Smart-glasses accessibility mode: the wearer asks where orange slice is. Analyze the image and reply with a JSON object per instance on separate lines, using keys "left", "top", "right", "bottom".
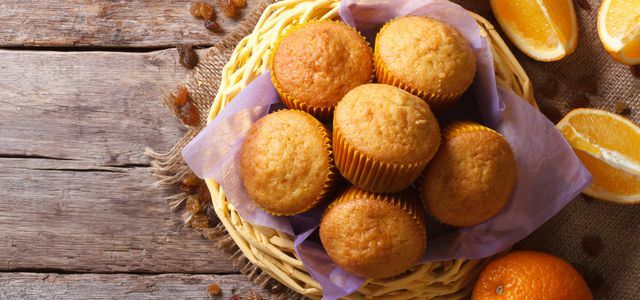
{"left": 557, "top": 108, "right": 640, "bottom": 204}
{"left": 490, "top": 0, "right": 579, "bottom": 62}
{"left": 597, "top": 0, "right": 640, "bottom": 65}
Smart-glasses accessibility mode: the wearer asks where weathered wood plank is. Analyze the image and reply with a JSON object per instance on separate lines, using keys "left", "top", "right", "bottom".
{"left": 0, "top": 0, "right": 259, "bottom": 48}
{"left": 0, "top": 158, "right": 235, "bottom": 273}
{"left": 0, "top": 49, "right": 190, "bottom": 166}
{"left": 0, "top": 273, "right": 269, "bottom": 299}
{"left": 0, "top": 49, "right": 236, "bottom": 273}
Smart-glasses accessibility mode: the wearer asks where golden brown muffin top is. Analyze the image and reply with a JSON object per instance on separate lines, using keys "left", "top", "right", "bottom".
{"left": 272, "top": 21, "right": 373, "bottom": 108}
{"left": 376, "top": 16, "right": 476, "bottom": 97}
{"left": 334, "top": 84, "right": 440, "bottom": 164}
{"left": 320, "top": 186, "right": 426, "bottom": 279}
{"left": 240, "top": 110, "right": 332, "bottom": 215}
{"left": 420, "top": 126, "right": 517, "bottom": 227}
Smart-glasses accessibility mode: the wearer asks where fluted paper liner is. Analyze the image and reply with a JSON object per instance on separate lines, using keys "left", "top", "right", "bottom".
{"left": 374, "top": 17, "right": 474, "bottom": 113}
{"left": 262, "top": 111, "right": 340, "bottom": 216}
{"left": 270, "top": 20, "right": 374, "bottom": 121}
{"left": 333, "top": 124, "right": 430, "bottom": 193}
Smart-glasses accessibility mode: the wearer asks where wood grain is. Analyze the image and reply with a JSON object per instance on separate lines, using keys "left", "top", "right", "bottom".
{"left": 0, "top": 0, "right": 259, "bottom": 48}
{"left": 0, "top": 49, "right": 235, "bottom": 273}
{"left": 0, "top": 273, "right": 270, "bottom": 299}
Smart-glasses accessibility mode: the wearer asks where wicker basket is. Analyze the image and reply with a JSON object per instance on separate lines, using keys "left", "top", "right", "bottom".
{"left": 204, "top": 0, "right": 536, "bottom": 298}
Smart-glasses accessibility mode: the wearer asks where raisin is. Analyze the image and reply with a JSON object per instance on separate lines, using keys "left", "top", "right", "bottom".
{"left": 229, "top": 295, "right": 241, "bottom": 300}
{"left": 614, "top": 101, "right": 632, "bottom": 116}
{"left": 540, "top": 104, "right": 563, "bottom": 124}
{"left": 568, "top": 94, "right": 591, "bottom": 109}
{"left": 243, "top": 291, "right": 262, "bottom": 300}
{"left": 189, "top": 213, "right": 209, "bottom": 228}
{"left": 577, "top": 75, "right": 598, "bottom": 94}
{"left": 216, "top": 0, "right": 238, "bottom": 18}
{"left": 186, "top": 195, "right": 202, "bottom": 214}
{"left": 182, "top": 175, "right": 201, "bottom": 187}
{"left": 207, "top": 283, "right": 221, "bottom": 296}
{"left": 631, "top": 65, "right": 640, "bottom": 78}
{"left": 176, "top": 44, "right": 199, "bottom": 68}
{"left": 581, "top": 235, "right": 604, "bottom": 257}
{"left": 205, "top": 20, "right": 222, "bottom": 32}
{"left": 190, "top": 2, "right": 204, "bottom": 18}
{"left": 179, "top": 98, "right": 199, "bottom": 126}
{"left": 198, "top": 183, "right": 211, "bottom": 203}
{"left": 574, "top": 0, "right": 591, "bottom": 11}
{"left": 200, "top": 2, "right": 216, "bottom": 21}
{"left": 175, "top": 86, "right": 189, "bottom": 107}
{"left": 232, "top": 0, "right": 246, "bottom": 8}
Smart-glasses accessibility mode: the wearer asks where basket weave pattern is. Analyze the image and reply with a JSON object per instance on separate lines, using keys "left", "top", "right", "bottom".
{"left": 204, "top": 1, "right": 536, "bottom": 298}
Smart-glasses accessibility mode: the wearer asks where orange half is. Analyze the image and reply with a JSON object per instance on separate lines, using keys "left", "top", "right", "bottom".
{"left": 557, "top": 108, "right": 640, "bottom": 204}
{"left": 491, "top": 0, "right": 579, "bottom": 62}
{"left": 597, "top": 0, "right": 640, "bottom": 65}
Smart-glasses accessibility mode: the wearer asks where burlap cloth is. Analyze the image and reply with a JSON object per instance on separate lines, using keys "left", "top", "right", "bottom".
{"left": 147, "top": 0, "right": 640, "bottom": 299}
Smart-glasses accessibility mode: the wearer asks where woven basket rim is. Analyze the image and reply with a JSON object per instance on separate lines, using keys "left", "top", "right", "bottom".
{"left": 204, "top": 1, "right": 536, "bottom": 299}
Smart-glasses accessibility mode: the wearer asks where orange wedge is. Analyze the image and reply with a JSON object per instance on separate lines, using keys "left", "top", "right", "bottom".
{"left": 557, "top": 108, "right": 640, "bottom": 204}
{"left": 490, "top": 0, "right": 579, "bottom": 62}
{"left": 597, "top": 0, "right": 640, "bottom": 65}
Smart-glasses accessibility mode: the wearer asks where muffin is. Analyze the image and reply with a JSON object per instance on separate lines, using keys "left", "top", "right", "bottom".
{"left": 375, "top": 16, "right": 476, "bottom": 112}
{"left": 240, "top": 110, "right": 338, "bottom": 215}
{"left": 419, "top": 122, "right": 517, "bottom": 227}
{"left": 270, "top": 20, "right": 373, "bottom": 120}
{"left": 320, "top": 186, "right": 426, "bottom": 278}
{"left": 333, "top": 84, "right": 440, "bottom": 193}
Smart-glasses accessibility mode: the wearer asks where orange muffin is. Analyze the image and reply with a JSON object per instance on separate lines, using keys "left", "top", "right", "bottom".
{"left": 333, "top": 84, "right": 440, "bottom": 193}
{"left": 375, "top": 16, "right": 476, "bottom": 112}
{"left": 320, "top": 186, "right": 426, "bottom": 279}
{"left": 419, "top": 122, "right": 517, "bottom": 227}
{"left": 240, "top": 110, "right": 338, "bottom": 216}
{"left": 271, "top": 20, "right": 373, "bottom": 120}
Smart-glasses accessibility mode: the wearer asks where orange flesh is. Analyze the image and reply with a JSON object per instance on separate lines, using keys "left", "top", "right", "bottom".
{"left": 540, "top": 0, "right": 575, "bottom": 45}
{"left": 491, "top": 0, "right": 558, "bottom": 50}
{"left": 575, "top": 150, "right": 640, "bottom": 196}
{"left": 567, "top": 113, "right": 640, "bottom": 165}
{"left": 605, "top": 0, "right": 640, "bottom": 39}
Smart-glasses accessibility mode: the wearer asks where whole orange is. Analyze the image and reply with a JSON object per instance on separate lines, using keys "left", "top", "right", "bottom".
{"left": 472, "top": 251, "right": 593, "bottom": 300}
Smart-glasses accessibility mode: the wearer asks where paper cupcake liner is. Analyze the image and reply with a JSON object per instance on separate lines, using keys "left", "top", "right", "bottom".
{"left": 333, "top": 125, "right": 429, "bottom": 193}
{"left": 374, "top": 17, "right": 469, "bottom": 113}
{"left": 261, "top": 110, "right": 340, "bottom": 216}
{"left": 270, "top": 20, "right": 374, "bottom": 121}
{"left": 326, "top": 186, "right": 426, "bottom": 234}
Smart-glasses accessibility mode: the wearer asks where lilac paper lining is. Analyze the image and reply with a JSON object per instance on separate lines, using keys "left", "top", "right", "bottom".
{"left": 182, "top": 1, "right": 591, "bottom": 299}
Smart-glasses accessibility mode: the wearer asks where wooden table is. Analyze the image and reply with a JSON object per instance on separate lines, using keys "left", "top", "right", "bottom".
{"left": 0, "top": 1, "right": 273, "bottom": 298}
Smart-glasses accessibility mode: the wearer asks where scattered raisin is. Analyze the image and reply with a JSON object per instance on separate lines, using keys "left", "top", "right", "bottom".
{"left": 232, "top": 0, "right": 246, "bottom": 8}
{"left": 200, "top": 3, "right": 216, "bottom": 21}
{"left": 186, "top": 195, "right": 202, "bottom": 214}
{"left": 189, "top": 2, "right": 207, "bottom": 18}
{"left": 581, "top": 235, "right": 604, "bottom": 257}
{"left": 568, "top": 94, "right": 591, "bottom": 109}
{"left": 182, "top": 174, "right": 201, "bottom": 187}
{"left": 614, "top": 101, "right": 632, "bottom": 116}
{"left": 189, "top": 213, "right": 209, "bottom": 228}
{"left": 574, "top": 0, "right": 591, "bottom": 11}
{"left": 207, "top": 283, "right": 222, "bottom": 296}
{"left": 205, "top": 20, "right": 222, "bottom": 32}
{"left": 216, "top": 0, "right": 239, "bottom": 18}
{"left": 198, "top": 183, "right": 211, "bottom": 203}
{"left": 175, "top": 85, "right": 189, "bottom": 107}
{"left": 631, "top": 65, "right": 640, "bottom": 78}
{"left": 229, "top": 295, "right": 241, "bottom": 300}
{"left": 540, "top": 104, "right": 563, "bottom": 124}
{"left": 577, "top": 75, "right": 598, "bottom": 94}
{"left": 174, "top": 87, "right": 200, "bottom": 126}
{"left": 177, "top": 44, "right": 199, "bottom": 68}
{"left": 243, "top": 291, "right": 262, "bottom": 300}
